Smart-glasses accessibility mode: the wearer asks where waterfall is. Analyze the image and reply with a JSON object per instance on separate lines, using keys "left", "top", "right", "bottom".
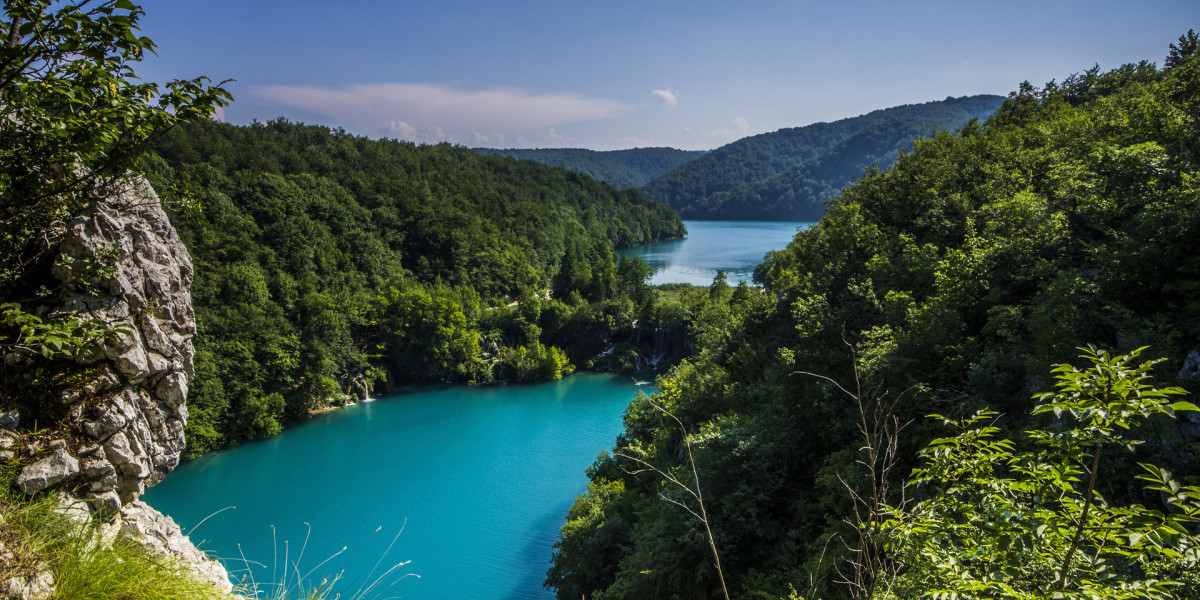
{"left": 648, "top": 327, "right": 667, "bottom": 368}
{"left": 362, "top": 375, "right": 374, "bottom": 402}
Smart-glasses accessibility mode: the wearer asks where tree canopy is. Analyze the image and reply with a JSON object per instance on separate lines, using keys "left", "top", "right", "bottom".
{"left": 143, "top": 118, "right": 689, "bottom": 455}
{"left": 548, "top": 38, "right": 1200, "bottom": 600}
{"left": 639, "top": 95, "right": 1004, "bottom": 221}
{"left": 473, "top": 147, "right": 708, "bottom": 189}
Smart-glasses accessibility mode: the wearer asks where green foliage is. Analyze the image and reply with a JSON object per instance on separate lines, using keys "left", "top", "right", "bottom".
{"left": 0, "top": 0, "right": 230, "bottom": 292}
{"left": 549, "top": 38, "right": 1200, "bottom": 600}
{"left": 1166, "top": 29, "right": 1199, "bottom": 69}
{"left": 0, "top": 494, "right": 227, "bottom": 600}
{"left": 547, "top": 477, "right": 631, "bottom": 599}
{"left": 473, "top": 146, "right": 708, "bottom": 188}
{"left": 640, "top": 95, "right": 1004, "bottom": 221}
{"left": 142, "top": 118, "right": 685, "bottom": 455}
{"left": 500, "top": 342, "right": 574, "bottom": 382}
{"left": 1, "top": 302, "right": 125, "bottom": 360}
{"left": 882, "top": 347, "right": 1199, "bottom": 599}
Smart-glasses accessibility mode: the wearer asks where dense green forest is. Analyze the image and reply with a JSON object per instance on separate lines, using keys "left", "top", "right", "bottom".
{"left": 142, "top": 119, "right": 688, "bottom": 456}
{"left": 472, "top": 147, "right": 708, "bottom": 188}
{"left": 639, "top": 95, "right": 1004, "bottom": 221}
{"left": 548, "top": 39, "right": 1200, "bottom": 599}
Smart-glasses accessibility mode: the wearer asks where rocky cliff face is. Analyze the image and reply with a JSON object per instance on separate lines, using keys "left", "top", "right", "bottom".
{"left": 46, "top": 177, "right": 194, "bottom": 512}
{"left": 3, "top": 177, "right": 232, "bottom": 596}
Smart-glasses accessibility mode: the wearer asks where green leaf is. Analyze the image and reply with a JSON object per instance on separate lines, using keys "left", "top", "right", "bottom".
{"left": 1170, "top": 401, "right": 1200, "bottom": 413}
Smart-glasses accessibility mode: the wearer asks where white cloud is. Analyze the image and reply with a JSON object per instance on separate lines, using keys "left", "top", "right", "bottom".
{"left": 704, "top": 117, "right": 751, "bottom": 146}
{"left": 251, "top": 82, "right": 629, "bottom": 145}
{"left": 651, "top": 88, "right": 679, "bottom": 108}
{"left": 211, "top": 106, "right": 226, "bottom": 123}
{"left": 380, "top": 119, "right": 418, "bottom": 140}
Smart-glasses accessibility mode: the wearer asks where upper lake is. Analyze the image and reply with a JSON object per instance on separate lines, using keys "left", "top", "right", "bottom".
{"left": 619, "top": 220, "right": 810, "bottom": 286}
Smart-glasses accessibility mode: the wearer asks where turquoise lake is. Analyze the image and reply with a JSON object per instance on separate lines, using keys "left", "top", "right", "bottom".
{"left": 143, "top": 374, "right": 648, "bottom": 599}
{"left": 619, "top": 220, "right": 810, "bottom": 285}
{"left": 144, "top": 220, "right": 808, "bottom": 599}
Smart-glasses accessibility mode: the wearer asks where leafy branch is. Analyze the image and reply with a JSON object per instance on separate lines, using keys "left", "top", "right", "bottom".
{"left": 881, "top": 346, "right": 1200, "bottom": 599}
{"left": 1, "top": 301, "right": 127, "bottom": 360}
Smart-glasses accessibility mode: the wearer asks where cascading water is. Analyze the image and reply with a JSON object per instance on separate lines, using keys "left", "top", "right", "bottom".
{"left": 651, "top": 326, "right": 667, "bottom": 368}
{"left": 358, "top": 374, "right": 374, "bottom": 403}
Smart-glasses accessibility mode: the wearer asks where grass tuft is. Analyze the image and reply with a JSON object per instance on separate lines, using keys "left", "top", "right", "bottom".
{"left": 0, "top": 492, "right": 231, "bottom": 600}
{"left": 228, "top": 521, "right": 418, "bottom": 600}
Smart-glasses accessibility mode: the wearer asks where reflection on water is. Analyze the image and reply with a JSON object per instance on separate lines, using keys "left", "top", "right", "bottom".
{"left": 621, "top": 220, "right": 811, "bottom": 286}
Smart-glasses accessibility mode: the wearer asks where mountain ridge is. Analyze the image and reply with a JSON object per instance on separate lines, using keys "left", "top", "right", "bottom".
{"left": 472, "top": 146, "right": 708, "bottom": 188}
{"left": 640, "top": 94, "right": 1006, "bottom": 220}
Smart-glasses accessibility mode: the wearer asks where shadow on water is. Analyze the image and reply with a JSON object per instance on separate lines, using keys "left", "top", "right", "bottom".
{"left": 501, "top": 503, "right": 574, "bottom": 600}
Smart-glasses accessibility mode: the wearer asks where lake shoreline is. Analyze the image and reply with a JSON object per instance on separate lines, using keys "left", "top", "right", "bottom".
{"left": 619, "top": 220, "right": 810, "bottom": 286}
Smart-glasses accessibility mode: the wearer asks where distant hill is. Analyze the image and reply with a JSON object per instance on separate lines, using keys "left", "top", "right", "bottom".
{"left": 640, "top": 95, "right": 1006, "bottom": 220}
{"left": 473, "top": 147, "right": 708, "bottom": 188}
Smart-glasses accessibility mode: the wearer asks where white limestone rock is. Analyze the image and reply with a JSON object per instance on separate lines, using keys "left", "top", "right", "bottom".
{"left": 16, "top": 449, "right": 80, "bottom": 495}
{"left": 48, "top": 177, "right": 194, "bottom": 503}
{"left": 117, "top": 501, "right": 234, "bottom": 594}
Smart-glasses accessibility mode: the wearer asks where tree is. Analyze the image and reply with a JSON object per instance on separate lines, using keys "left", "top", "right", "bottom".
{"left": 0, "top": 0, "right": 228, "bottom": 397}
{"left": 1, "top": 0, "right": 230, "bottom": 294}
{"left": 880, "top": 347, "right": 1200, "bottom": 599}
{"left": 612, "top": 398, "right": 731, "bottom": 600}
{"left": 1167, "top": 29, "right": 1199, "bottom": 69}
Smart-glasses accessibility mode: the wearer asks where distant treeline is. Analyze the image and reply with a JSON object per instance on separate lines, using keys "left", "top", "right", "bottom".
{"left": 473, "top": 146, "right": 708, "bottom": 188}
{"left": 144, "top": 119, "right": 689, "bottom": 456}
{"left": 640, "top": 94, "right": 1005, "bottom": 220}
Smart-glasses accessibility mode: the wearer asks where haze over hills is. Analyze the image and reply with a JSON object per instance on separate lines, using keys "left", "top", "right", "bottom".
{"left": 472, "top": 147, "right": 708, "bottom": 188}
{"left": 640, "top": 94, "right": 1006, "bottom": 220}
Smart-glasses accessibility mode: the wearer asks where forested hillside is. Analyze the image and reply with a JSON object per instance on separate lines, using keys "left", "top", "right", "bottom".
{"left": 549, "top": 39, "right": 1200, "bottom": 599}
{"left": 640, "top": 95, "right": 1004, "bottom": 220}
{"left": 142, "top": 119, "right": 686, "bottom": 455}
{"left": 473, "top": 147, "right": 708, "bottom": 188}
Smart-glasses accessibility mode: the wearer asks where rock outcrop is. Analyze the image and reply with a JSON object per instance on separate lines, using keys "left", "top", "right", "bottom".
{"left": 48, "top": 177, "right": 195, "bottom": 511}
{"left": 2, "top": 177, "right": 233, "bottom": 598}
{"left": 15, "top": 447, "right": 79, "bottom": 495}
{"left": 117, "top": 501, "right": 233, "bottom": 593}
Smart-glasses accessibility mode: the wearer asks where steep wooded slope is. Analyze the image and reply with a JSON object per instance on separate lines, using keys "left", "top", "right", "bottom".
{"left": 640, "top": 95, "right": 1004, "bottom": 220}
{"left": 549, "top": 49, "right": 1200, "bottom": 600}
{"left": 143, "top": 119, "right": 685, "bottom": 455}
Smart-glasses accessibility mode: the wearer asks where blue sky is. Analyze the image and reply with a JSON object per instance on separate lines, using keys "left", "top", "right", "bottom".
{"left": 137, "top": 0, "right": 1198, "bottom": 150}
